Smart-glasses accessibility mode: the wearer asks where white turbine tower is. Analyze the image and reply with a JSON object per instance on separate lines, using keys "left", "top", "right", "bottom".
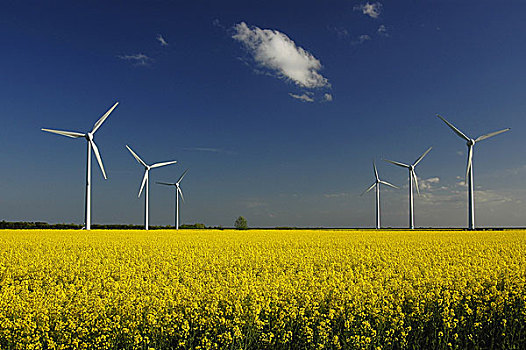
{"left": 437, "top": 114, "right": 510, "bottom": 230}
{"left": 361, "top": 162, "right": 398, "bottom": 229}
{"left": 157, "top": 169, "right": 188, "bottom": 230}
{"left": 42, "top": 102, "right": 119, "bottom": 230}
{"left": 384, "top": 147, "right": 432, "bottom": 229}
{"left": 126, "top": 145, "right": 177, "bottom": 230}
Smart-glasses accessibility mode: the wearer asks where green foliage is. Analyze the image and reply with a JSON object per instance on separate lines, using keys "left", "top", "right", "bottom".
{"left": 179, "top": 223, "right": 206, "bottom": 229}
{"left": 234, "top": 216, "right": 248, "bottom": 230}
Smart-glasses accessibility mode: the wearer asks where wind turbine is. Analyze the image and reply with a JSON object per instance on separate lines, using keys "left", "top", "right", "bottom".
{"left": 361, "top": 162, "right": 398, "bottom": 229}
{"left": 42, "top": 102, "right": 119, "bottom": 230}
{"left": 437, "top": 115, "right": 510, "bottom": 230}
{"left": 384, "top": 147, "right": 432, "bottom": 229}
{"left": 126, "top": 145, "right": 177, "bottom": 230}
{"left": 157, "top": 169, "right": 188, "bottom": 230}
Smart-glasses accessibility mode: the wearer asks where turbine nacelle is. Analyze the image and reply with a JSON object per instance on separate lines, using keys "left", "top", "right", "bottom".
{"left": 467, "top": 139, "right": 475, "bottom": 147}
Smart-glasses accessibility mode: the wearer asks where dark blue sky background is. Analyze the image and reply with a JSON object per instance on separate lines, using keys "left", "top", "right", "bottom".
{"left": 1, "top": 0, "right": 525, "bottom": 227}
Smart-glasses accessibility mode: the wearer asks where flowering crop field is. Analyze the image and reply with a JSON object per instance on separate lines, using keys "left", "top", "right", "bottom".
{"left": 0, "top": 229, "right": 525, "bottom": 349}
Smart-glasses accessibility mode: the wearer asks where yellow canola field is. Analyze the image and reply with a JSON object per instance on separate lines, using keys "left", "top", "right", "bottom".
{"left": 0, "top": 229, "right": 525, "bottom": 349}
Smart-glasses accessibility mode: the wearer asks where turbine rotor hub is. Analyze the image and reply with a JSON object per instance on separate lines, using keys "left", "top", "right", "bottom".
{"left": 467, "top": 139, "right": 475, "bottom": 146}
{"left": 86, "top": 133, "right": 93, "bottom": 141}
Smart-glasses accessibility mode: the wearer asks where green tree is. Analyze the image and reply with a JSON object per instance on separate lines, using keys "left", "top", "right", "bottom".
{"left": 234, "top": 216, "right": 248, "bottom": 230}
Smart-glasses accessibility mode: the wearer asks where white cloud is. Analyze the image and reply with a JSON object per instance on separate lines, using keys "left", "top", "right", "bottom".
{"left": 358, "top": 34, "right": 371, "bottom": 43}
{"left": 476, "top": 190, "right": 513, "bottom": 204}
{"left": 232, "top": 22, "right": 330, "bottom": 89}
{"left": 118, "top": 53, "right": 153, "bottom": 66}
{"left": 289, "top": 93, "right": 314, "bottom": 102}
{"left": 324, "top": 192, "right": 349, "bottom": 198}
{"left": 324, "top": 93, "right": 333, "bottom": 102}
{"left": 418, "top": 177, "right": 440, "bottom": 190}
{"left": 182, "top": 147, "right": 235, "bottom": 155}
{"left": 332, "top": 26, "right": 350, "bottom": 39}
{"left": 351, "top": 34, "right": 371, "bottom": 45}
{"left": 377, "top": 24, "right": 389, "bottom": 37}
{"left": 157, "top": 34, "right": 169, "bottom": 47}
{"left": 354, "top": 2, "right": 383, "bottom": 19}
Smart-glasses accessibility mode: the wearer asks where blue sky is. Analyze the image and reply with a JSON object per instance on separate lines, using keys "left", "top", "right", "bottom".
{"left": 1, "top": 0, "right": 526, "bottom": 228}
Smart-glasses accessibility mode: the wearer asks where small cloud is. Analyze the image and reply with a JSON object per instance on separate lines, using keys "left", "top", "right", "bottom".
{"left": 246, "top": 201, "right": 266, "bottom": 208}
{"left": 323, "top": 93, "right": 333, "bottom": 102}
{"left": 456, "top": 151, "right": 464, "bottom": 156}
{"left": 232, "top": 22, "right": 330, "bottom": 89}
{"left": 157, "top": 34, "right": 169, "bottom": 47}
{"left": 377, "top": 24, "right": 389, "bottom": 37}
{"left": 183, "top": 147, "right": 226, "bottom": 153}
{"left": 358, "top": 34, "right": 371, "bottom": 43}
{"left": 352, "top": 34, "right": 371, "bottom": 45}
{"left": 118, "top": 53, "right": 153, "bottom": 66}
{"left": 182, "top": 147, "right": 236, "bottom": 155}
{"left": 325, "top": 192, "right": 349, "bottom": 198}
{"left": 289, "top": 92, "right": 314, "bottom": 102}
{"left": 331, "top": 26, "right": 350, "bottom": 39}
{"left": 418, "top": 177, "right": 440, "bottom": 190}
{"left": 476, "top": 190, "right": 513, "bottom": 204}
{"left": 212, "top": 18, "right": 227, "bottom": 30}
{"left": 354, "top": 2, "right": 383, "bottom": 19}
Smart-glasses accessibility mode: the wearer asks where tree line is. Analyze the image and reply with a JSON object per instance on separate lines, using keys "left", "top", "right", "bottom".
{"left": 0, "top": 221, "right": 219, "bottom": 230}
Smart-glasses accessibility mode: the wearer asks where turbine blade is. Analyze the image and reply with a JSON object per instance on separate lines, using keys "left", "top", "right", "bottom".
{"left": 178, "top": 186, "right": 185, "bottom": 203}
{"left": 475, "top": 128, "right": 510, "bottom": 142}
{"left": 151, "top": 160, "right": 177, "bottom": 169}
{"left": 156, "top": 181, "right": 176, "bottom": 186}
{"left": 92, "top": 102, "right": 119, "bottom": 134}
{"left": 177, "top": 169, "right": 189, "bottom": 184}
{"left": 466, "top": 146, "right": 473, "bottom": 181}
{"left": 138, "top": 170, "right": 148, "bottom": 197}
{"left": 436, "top": 115, "right": 470, "bottom": 141}
{"left": 126, "top": 145, "right": 147, "bottom": 168}
{"left": 413, "top": 147, "right": 432, "bottom": 167}
{"left": 373, "top": 162, "right": 379, "bottom": 181}
{"left": 42, "top": 128, "right": 85, "bottom": 138}
{"left": 361, "top": 182, "right": 376, "bottom": 196}
{"left": 380, "top": 180, "right": 398, "bottom": 189}
{"left": 383, "top": 159, "right": 410, "bottom": 169}
{"left": 412, "top": 171, "right": 420, "bottom": 196}
{"left": 90, "top": 141, "right": 107, "bottom": 179}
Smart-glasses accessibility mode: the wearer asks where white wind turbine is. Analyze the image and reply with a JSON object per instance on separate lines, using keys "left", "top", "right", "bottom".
{"left": 361, "top": 162, "right": 398, "bottom": 229}
{"left": 157, "top": 169, "right": 188, "bottom": 230}
{"left": 126, "top": 145, "right": 177, "bottom": 230}
{"left": 384, "top": 147, "right": 432, "bottom": 229}
{"left": 42, "top": 102, "right": 119, "bottom": 230}
{"left": 437, "top": 115, "right": 510, "bottom": 230}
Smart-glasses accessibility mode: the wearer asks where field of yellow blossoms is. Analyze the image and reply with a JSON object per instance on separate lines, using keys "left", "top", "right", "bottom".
{"left": 0, "top": 229, "right": 525, "bottom": 349}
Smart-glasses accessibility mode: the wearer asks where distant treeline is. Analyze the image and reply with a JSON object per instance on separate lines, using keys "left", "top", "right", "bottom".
{"left": 0, "top": 221, "right": 222, "bottom": 230}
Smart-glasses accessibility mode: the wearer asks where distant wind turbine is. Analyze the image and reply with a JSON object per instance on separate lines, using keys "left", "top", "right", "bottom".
{"left": 157, "top": 169, "right": 188, "bottom": 230}
{"left": 42, "top": 102, "right": 119, "bottom": 230}
{"left": 437, "top": 114, "right": 510, "bottom": 230}
{"left": 384, "top": 147, "right": 432, "bottom": 229}
{"left": 126, "top": 145, "right": 177, "bottom": 230}
{"left": 361, "top": 162, "right": 398, "bottom": 229}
